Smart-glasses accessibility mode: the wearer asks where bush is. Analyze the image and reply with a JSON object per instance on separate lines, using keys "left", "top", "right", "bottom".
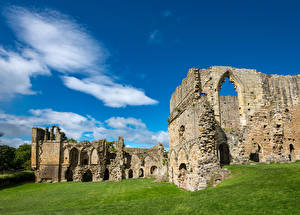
{"left": 0, "top": 171, "right": 35, "bottom": 186}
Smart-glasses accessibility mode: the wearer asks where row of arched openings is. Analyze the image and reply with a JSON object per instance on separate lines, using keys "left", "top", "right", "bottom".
{"left": 127, "top": 168, "right": 144, "bottom": 178}
{"left": 65, "top": 168, "right": 110, "bottom": 182}
{"left": 68, "top": 148, "right": 98, "bottom": 166}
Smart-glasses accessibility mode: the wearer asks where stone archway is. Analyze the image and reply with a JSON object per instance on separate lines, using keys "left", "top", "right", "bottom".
{"left": 82, "top": 169, "right": 93, "bottom": 182}
{"left": 103, "top": 168, "right": 109, "bottom": 181}
{"left": 139, "top": 168, "right": 144, "bottom": 178}
{"left": 128, "top": 169, "right": 133, "bottom": 178}
{"left": 150, "top": 166, "right": 158, "bottom": 176}
{"left": 80, "top": 150, "right": 89, "bottom": 165}
{"left": 69, "top": 148, "right": 79, "bottom": 167}
{"left": 215, "top": 70, "right": 246, "bottom": 126}
{"left": 219, "top": 143, "right": 230, "bottom": 165}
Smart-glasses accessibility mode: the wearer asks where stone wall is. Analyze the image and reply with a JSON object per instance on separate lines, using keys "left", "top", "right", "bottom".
{"left": 32, "top": 126, "right": 167, "bottom": 183}
{"left": 168, "top": 66, "right": 300, "bottom": 191}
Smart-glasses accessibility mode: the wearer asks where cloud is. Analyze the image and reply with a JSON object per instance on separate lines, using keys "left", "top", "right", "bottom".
{"left": 148, "top": 30, "right": 162, "bottom": 44}
{"left": 0, "top": 109, "right": 169, "bottom": 148}
{"left": 0, "top": 46, "right": 50, "bottom": 99}
{"left": 0, "top": 6, "right": 157, "bottom": 107}
{"left": 62, "top": 76, "right": 157, "bottom": 107}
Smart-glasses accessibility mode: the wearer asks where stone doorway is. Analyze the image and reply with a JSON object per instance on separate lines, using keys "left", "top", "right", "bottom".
{"left": 139, "top": 168, "right": 144, "bottom": 178}
{"left": 150, "top": 166, "right": 158, "bottom": 176}
{"left": 82, "top": 169, "right": 93, "bottom": 182}
{"left": 128, "top": 169, "right": 133, "bottom": 178}
{"left": 103, "top": 168, "right": 109, "bottom": 181}
{"left": 65, "top": 168, "right": 73, "bottom": 182}
{"left": 219, "top": 143, "right": 230, "bottom": 165}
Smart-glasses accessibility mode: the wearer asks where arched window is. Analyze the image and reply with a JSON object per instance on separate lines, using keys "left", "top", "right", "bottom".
{"left": 218, "top": 73, "right": 240, "bottom": 129}
{"left": 91, "top": 149, "right": 98, "bottom": 164}
{"left": 80, "top": 150, "right": 89, "bottom": 165}
{"left": 69, "top": 148, "right": 79, "bottom": 167}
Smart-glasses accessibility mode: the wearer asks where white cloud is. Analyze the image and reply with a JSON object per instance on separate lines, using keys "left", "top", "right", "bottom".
{"left": 0, "top": 6, "right": 157, "bottom": 107}
{"left": 62, "top": 76, "right": 158, "bottom": 107}
{"left": 148, "top": 30, "right": 162, "bottom": 44}
{"left": 0, "top": 47, "right": 50, "bottom": 99}
{"left": 0, "top": 109, "right": 169, "bottom": 148}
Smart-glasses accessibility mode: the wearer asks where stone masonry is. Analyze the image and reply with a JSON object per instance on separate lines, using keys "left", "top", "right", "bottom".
{"left": 31, "top": 126, "right": 167, "bottom": 183}
{"left": 168, "top": 66, "right": 300, "bottom": 191}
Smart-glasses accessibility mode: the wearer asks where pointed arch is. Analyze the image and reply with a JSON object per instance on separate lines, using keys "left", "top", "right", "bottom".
{"left": 80, "top": 149, "right": 89, "bottom": 165}
{"left": 69, "top": 148, "right": 79, "bottom": 167}
{"left": 90, "top": 149, "right": 98, "bottom": 164}
{"left": 214, "top": 70, "right": 247, "bottom": 125}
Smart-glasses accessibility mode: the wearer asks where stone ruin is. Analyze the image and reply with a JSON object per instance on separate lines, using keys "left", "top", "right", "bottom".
{"left": 31, "top": 66, "right": 300, "bottom": 191}
{"left": 168, "top": 66, "right": 300, "bottom": 191}
{"left": 31, "top": 126, "right": 167, "bottom": 183}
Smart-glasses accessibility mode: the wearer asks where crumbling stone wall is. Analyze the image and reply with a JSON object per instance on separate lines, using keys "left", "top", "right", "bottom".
{"left": 168, "top": 66, "right": 300, "bottom": 191}
{"left": 32, "top": 126, "right": 167, "bottom": 183}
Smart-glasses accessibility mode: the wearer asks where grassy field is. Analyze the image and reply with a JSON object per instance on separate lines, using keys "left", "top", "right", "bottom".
{"left": 1, "top": 163, "right": 300, "bottom": 215}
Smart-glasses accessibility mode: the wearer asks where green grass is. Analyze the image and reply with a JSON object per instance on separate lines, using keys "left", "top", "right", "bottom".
{"left": 1, "top": 163, "right": 300, "bottom": 215}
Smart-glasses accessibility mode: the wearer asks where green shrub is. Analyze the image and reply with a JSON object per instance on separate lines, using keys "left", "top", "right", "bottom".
{"left": 0, "top": 171, "right": 35, "bottom": 186}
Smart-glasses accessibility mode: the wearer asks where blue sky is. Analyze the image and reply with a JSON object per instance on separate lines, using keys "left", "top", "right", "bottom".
{"left": 0, "top": 0, "right": 299, "bottom": 148}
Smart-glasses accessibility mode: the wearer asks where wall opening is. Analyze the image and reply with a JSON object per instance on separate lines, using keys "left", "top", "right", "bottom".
{"left": 128, "top": 169, "right": 133, "bottom": 178}
{"left": 178, "top": 163, "right": 187, "bottom": 179}
{"left": 65, "top": 168, "right": 73, "bottom": 182}
{"left": 150, "top": 166, "right": 158, "bottom": 176}
{"left": 103, "top": 168, "right": 109, "bottom": 181}
{"left": 289, "top": 144, "right": 295, "bottom": 161}
{"left": 82, "top": 169, "right": 93, "bottom": 182}
{"left": 69, "top": 148, "right": 79, "bottom": 167}
{"left": 139, "top": 168, "right": 144, "bottom": 178}
{"left": 80, "top": 150, "right": 89, "bottom": 165}
{"left": 249, "top": 153, "right": 259, "bottom": 162}
{"left": 219, "top": 143, "right": 230, "bottom": 165}
{"left": 218, "top": 74, "right": 240, "bottom": 129}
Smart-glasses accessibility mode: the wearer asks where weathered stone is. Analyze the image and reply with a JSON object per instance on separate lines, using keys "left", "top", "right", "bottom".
{"left": 31, "top": 126, "right": 167, "bottom": 183}
{"left": 168, "top": 66, "right": 300, "bottom": 191}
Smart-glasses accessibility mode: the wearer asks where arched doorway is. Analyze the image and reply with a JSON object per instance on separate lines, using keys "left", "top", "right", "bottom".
{"left": 65, "top": 168, "right": 73, "bottom": 182}
{"left": 139, "top": 168, "right": 144, "bottom": 178}
{"left": 150, "top": 166, "right": 158, "bottom": 176}
{"left": 289, "top": 144, "right": 295, "bottom": 161}
{"left": 103, "top": 168, "right": 109, "bottom": 181}
{"left": 128, "top": 169, "right": 133, "bottom": 178}
{"left": 82, "top": 169, "right": 93, "bottom": 182}
{"left": 219, "top": 143, "right": 230, "bottom": 165}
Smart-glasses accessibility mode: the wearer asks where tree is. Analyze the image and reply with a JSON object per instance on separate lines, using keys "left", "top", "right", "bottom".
{"left": 0, "top": 145, "right": 16, "bottom": 171}
{"left": 14, "top": 144, "right": 31, "bottom": 170}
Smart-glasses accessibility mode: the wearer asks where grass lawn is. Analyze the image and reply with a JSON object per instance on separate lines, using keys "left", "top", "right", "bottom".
{"left": 1, "top": 163, "right": 300, "bottom": 215}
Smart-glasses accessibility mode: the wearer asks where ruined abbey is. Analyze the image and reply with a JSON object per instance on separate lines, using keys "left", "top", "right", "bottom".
{"left": 168, "top": 66, "right": 300, "bottom": 191}
{"left": 32, "top": 66, "right": 300, "bottom": 191}
{"left": 31, "top": 126, "right": 167, "bottom": 182}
